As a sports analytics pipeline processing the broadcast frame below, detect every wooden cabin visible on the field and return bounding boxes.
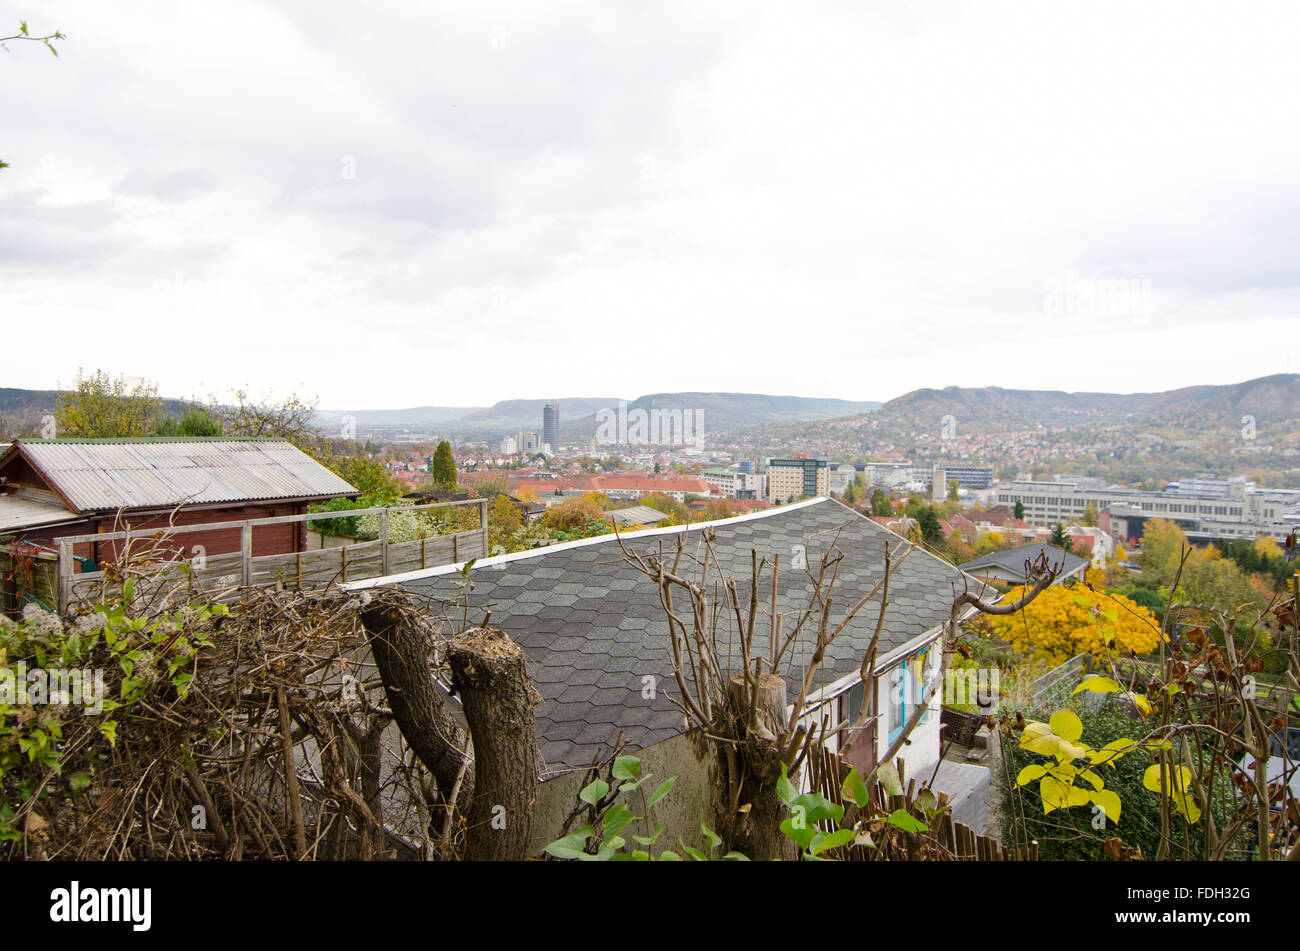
[0,437,357,614]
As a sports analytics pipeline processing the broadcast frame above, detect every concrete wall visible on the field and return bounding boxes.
[531,730,717,856]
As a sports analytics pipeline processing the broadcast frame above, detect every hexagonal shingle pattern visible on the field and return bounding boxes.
[398,499,983,773]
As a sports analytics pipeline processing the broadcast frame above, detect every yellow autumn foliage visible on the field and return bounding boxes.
[987,584,1164,664]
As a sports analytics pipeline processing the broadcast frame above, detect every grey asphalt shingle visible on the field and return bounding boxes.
[394,498,984,773]
[961,542,1087,581]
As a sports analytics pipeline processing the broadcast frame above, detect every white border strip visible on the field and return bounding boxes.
[342,495,831,591]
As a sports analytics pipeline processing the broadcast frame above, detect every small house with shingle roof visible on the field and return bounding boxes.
[349,497,999,834]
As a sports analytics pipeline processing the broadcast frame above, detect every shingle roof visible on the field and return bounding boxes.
[960,542,1087,581]
[1,438,358,513]
[368,497,984,772]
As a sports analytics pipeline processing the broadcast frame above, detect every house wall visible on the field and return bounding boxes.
[531,650,948,857]
[872,649,944,781]
[15,502,308,564]
[531,730,718,857]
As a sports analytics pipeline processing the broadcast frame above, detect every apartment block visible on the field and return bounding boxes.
[995,478,1297,543]
[767,458,828,503]
[702,467,765,499]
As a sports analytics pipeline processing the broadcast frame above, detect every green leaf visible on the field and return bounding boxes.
[69,772,91,793]
[543,827,593,860]
[841,767,870,808]
[780,817,816,850]
[646,776,676,808]
[602,803,635,840]
[701,822,722,849]
[877,763,904,798]
[680,843,707,861]
[882,809,928,833]
[611,756,641,781]
[633,824,665,847]
[810,828,855,855]
[790,791,843,825]
[776,764,796,805]
[578,779,609,805]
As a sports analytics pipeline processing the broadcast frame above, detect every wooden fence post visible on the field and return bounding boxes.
[380,508,391,576]
[57,539,72,615]
[240,523,252,588]
[479,499,488,557]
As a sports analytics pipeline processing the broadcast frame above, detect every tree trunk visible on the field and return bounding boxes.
[447,627,540,861]
[716,673,798,861]
[361,598,541,861]
[361,600,474,821]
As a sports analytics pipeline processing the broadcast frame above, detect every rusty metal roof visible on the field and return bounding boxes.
[4,439,358,513]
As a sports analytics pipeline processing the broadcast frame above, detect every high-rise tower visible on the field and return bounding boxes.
[543,402,560,451]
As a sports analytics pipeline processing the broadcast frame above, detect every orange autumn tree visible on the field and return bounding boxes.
[987,580,1163,664]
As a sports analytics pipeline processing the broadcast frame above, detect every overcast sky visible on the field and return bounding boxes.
[4,1,1298,411]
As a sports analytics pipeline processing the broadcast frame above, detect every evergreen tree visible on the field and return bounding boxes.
[916,506,944,547]
[870,488,893,517]
[1013,499,1025,520]
[431,440,457,491]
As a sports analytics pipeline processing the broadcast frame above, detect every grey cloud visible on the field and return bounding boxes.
[115,168,220,201]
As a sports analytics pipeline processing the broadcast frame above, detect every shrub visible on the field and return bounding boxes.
[995,699,1238,860]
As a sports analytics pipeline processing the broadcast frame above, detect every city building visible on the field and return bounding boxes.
[866,463,993,491]
[516,431,540,454]
[543,403,560,452]
[995,478,1295,543]
[767,458,828,503]
[829,464,859,496]
[702,466,766,500]
[576,474,721,502]
[932,467,947,502]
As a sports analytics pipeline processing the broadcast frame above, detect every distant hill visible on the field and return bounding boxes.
[560,392,883,442]
[2,386,881,442]
[869,374,1300,434]
[313,393,883,441]
[0,387,193,436]
[313,405,486,428]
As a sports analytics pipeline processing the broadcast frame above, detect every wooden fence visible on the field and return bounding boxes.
[48,499,489,614]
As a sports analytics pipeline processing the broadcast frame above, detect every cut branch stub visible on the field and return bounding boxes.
[360,599,475,813]
[727,672,788,742]
[447,627,540,861]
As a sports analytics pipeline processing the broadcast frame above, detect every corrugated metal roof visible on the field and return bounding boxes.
[0,494,85,533]
[11,439,358,513]
[607,505,672,525]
